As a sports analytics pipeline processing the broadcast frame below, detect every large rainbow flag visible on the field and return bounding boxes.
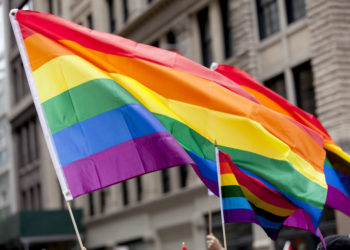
[214,64,350,216]
[12,10,327,234]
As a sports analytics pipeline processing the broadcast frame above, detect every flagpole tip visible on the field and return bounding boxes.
[214,139,217,147]
[210,62,219,70]
[10,9,18,17]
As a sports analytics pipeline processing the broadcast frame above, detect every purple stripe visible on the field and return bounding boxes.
[326,185,350,216]
[283,209,316,234]
[224,209,279,240]
[63,132,193,198]
[223,208,259,224]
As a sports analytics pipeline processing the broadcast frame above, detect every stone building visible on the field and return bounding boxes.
[1,0,350,249]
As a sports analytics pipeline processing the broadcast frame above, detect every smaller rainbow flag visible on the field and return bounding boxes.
[214,64,350,217]
[218,150,299,239]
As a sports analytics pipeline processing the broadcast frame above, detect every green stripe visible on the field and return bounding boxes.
[221,185,244,198]
[154,114,326,209]
[42,78,140,134]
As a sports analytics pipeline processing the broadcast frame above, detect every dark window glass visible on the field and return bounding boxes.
[88,193,95,216]
[256,0,280,39]
[206,212,252,249]
[123,0,129,22]
[100,190,106,213]
[136,176,142,202]
[264,73,287,98]
[12,56,30,104]
[197,7,212,67]
[106,0,116,32]
[179,165,188,188]
[220,0,233,58]
[293,61,316,115]
[151,41,159,47]
[16,117,39,168]
[166,31,177,51]
[161,169,170,193]
[87,14,93,29]
[21,191,27,210]
[286,0,306,24]
[122,181,129,206]
[48,0,54,13]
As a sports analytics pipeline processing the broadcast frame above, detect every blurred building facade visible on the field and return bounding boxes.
[1,0,350,250]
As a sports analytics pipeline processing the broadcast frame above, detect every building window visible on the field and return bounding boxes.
[87,14,93,29]
[264,73,287,98]
[285,0,306,24]
[293,61,316,115]
[151,40,159,47]
[179,165,188,188]
[256,0,280,40]
[118,239,147,250]
[206,212,252,249]
[100,190,106,213]
[136,176,142,202]
[12,56,30,104]
[123,0,129,22]
[88,193,95,216]
[166,31,177,52]
[197,7,212,67]
[16,117,39,168]
[106,0,116,32]
[122,181,129,206]
[220,0,233,58]
[161,169,170,194]
[48,0,54,13]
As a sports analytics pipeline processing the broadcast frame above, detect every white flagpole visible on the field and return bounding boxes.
[215,141,227,250]
[9,9,73,201]
[10,9,86,250]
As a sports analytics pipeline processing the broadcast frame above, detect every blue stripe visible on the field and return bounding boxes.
[324,164,350,197]
[222,197,253,210]
[256,215,282,229]
[53,104,167,166]
[187,151,217,182]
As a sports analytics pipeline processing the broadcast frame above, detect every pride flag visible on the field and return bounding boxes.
[12,10,327,233]
[214,64,350,216]
[218,150,299,239]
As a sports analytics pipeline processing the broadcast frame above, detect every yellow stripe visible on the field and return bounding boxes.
[33,55,326,188]
[221,173,239,186]
[33,55,110,102]
[325,143,350,163]
[240,186,295,217]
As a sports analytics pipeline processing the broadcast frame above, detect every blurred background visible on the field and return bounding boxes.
[0,0,350,249]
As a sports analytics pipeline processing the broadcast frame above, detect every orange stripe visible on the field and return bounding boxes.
[24,34,325,172]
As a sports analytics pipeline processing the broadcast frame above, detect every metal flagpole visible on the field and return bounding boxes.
[215,141,227,250]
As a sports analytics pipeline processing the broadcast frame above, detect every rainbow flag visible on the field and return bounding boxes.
[12,9,327,233]
[214,64,350,216]
[218,150,299,239]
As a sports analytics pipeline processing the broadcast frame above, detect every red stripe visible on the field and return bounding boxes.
[219,151,298,210]
[16,10,259,104]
